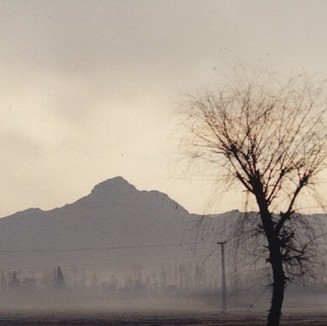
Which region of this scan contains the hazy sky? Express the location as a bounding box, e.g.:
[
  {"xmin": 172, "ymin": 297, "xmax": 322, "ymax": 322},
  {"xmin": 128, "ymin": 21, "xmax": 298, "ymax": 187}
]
[{"xmin": 1, "ymin": 0, "xmax": 327, "ymax": 217}]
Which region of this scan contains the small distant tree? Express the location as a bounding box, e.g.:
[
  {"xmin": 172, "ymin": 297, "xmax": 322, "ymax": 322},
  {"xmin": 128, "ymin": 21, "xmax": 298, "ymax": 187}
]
[
  {"xmin": 9, "ymin": 271, "xmax": 20, "ymax": 288},
  {"xmin": 181, "ymin": 74, "xmax": 327, "ymax": 326},
  {"xmin": 55, "ymin": 266, "xmax": 65, "ymax": 289},
  {"xmin": 0, "ymin": 270, "xmax": 6, "ymax": 288}
]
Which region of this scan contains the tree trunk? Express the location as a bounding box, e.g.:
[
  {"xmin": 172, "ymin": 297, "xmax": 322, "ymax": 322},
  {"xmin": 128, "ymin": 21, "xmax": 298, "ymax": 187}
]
[
  {"xmin": 252, "ymin": 177, "xmax": 286, "ymax": 326},
  {"xmin": 267, "ymin": 243, "xmax": 285, "ymax": 326}
]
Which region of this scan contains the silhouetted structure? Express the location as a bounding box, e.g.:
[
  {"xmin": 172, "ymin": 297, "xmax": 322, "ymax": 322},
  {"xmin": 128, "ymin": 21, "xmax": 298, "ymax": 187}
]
[{"xmin": 55, "ymin": 266, "xmax": 65, "ymax": 289}]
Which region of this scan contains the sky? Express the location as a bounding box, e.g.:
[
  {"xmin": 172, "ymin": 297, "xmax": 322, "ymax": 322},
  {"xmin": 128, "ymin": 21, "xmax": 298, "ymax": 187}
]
[{"xmin": 1, "ymin": 0, "xmax": 327, "ymax": 217}]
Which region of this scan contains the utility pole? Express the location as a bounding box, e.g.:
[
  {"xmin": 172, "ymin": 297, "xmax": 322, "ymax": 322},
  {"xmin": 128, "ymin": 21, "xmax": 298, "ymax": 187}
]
[{"xmin": 217, "ymin": 241, "xmax": 227, "ymax": 313}]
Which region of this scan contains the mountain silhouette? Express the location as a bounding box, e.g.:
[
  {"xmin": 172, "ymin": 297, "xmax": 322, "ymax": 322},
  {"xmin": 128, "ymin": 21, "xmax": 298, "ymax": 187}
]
[
  {"xmin": 0, "ymin": 177, "xmax": 193, "ymax": 251},
  {"xmin": 0, "ymin": 177, "xmax": 209, "ymax": 274}
]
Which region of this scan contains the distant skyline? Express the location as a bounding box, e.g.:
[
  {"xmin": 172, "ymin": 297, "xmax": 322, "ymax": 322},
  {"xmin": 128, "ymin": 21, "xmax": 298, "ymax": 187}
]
[{"xmin": 1, "ymin": 1, "xmax": 327, "ymax": 217}]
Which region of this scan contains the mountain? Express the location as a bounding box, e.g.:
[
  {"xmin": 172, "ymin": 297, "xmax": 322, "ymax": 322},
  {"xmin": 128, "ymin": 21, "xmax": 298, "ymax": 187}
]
[
  {"xmin": 0, "ymin": 176, "xmax": 325, "ymax": 310},
  {"xmin": 0, "ymin": 177, "xmax": 244, "ymax": 310},
  {"xmin": 0, "ymin": 177, "xmax": 218, "ymax": 275},
  {"xmin": 0, "ymin": 177, "xmax": 194, "ymax": 250}
]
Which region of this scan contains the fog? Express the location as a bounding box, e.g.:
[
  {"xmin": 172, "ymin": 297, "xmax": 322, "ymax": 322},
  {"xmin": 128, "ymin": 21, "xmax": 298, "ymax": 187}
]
[
  {"xmin": 0, "ymin": 206, "xmax": 326, "ymax": 316},
  {"xmin": 0, "ymin": 237, "xmax": 326, "ymax": 316}
]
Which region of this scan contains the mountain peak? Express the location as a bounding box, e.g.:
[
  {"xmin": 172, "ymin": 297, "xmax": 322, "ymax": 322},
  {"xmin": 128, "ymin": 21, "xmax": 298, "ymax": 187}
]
[{"xmin": 90, "ymin": 176, "xmax": 136, "ymax": 198}]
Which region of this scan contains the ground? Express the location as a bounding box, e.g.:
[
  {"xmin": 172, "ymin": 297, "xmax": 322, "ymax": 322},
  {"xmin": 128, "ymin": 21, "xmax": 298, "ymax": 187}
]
[{"xmin": 0, "ymin": 311, "xmax": 326, "ymax": 325}]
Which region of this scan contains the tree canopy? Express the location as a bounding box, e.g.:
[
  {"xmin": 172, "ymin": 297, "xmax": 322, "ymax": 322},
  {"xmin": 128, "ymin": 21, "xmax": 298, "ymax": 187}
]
[{"xmin": 182, "ymin": 74, "xmax": 327, "ymax": 326}]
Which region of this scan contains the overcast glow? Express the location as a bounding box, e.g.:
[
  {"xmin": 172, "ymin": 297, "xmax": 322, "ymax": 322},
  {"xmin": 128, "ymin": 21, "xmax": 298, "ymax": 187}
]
[{"xmin": 1, "ymin": 0, "xmax": 327, "ymax": 216}]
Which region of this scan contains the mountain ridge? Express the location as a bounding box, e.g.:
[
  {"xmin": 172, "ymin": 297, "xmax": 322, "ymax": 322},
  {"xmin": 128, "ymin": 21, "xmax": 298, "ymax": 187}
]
[
  {"xmin": 0, "ymin": 176, "xmax": 195, "ymax": 253},
  {"xmin": 0, "ymin": 176, "xmax": 325, "ymax": 281}
]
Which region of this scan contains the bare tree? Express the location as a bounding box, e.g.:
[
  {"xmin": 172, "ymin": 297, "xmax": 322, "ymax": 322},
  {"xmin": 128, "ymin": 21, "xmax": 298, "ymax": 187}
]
[{"xmin": 181, "ymin": 75, "xmax": 327, "ymax": 326}]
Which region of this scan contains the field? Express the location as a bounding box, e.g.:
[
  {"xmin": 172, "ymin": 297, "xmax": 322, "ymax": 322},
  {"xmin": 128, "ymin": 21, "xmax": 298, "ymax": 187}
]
[{"xmin": 0, "ymin": 311, "xmax": 326, "ymax": 325}]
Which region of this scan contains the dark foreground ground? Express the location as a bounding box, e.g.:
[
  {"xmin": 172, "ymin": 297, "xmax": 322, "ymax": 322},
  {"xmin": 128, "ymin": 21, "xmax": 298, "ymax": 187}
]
[{"xmin": 0, "ymin": 311, "xmax": 326, "ymax": 326}]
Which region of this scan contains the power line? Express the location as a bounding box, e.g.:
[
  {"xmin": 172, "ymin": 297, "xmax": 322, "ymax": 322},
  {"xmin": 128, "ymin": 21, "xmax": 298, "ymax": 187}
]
[{"xmin": 0, "ymin": 240, "xmax": 219, "ymax": 256}]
